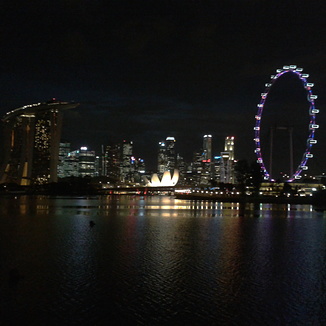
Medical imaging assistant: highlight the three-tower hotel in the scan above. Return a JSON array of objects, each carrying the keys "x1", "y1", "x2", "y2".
[{"x1": 0, "y1": 100, "x2": 79, "y2": 185}]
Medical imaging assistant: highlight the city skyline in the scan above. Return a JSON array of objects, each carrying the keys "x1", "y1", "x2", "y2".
[
  {"x1": 1, "y1": 1, "x2": 326, "y2": 175},
  {"x1": 0, "y1": 99, "x2": 240, "y2": 185},
  {"x1": 53, "y1": 133, "x2": 241, "y2": 189},
  {"x1": 0, "y1": 92, "x2": 324, "y2": 179},
  {"x1": 2, "y1": 4, "x2": 326, "y2": 325}
]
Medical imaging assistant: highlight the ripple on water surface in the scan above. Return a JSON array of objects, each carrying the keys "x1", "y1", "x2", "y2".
[{"x1": 0, "y1": 195, "x2": 325, "y2": 325}]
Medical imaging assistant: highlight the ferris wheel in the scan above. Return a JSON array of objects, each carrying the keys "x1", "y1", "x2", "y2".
[{"x1": 254, "y1": 65, "x2": 319, "y2": 182}]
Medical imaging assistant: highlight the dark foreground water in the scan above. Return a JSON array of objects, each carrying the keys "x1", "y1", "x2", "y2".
[{"x1": 0, "y1": 195, "x2": 326, "y2": 325}]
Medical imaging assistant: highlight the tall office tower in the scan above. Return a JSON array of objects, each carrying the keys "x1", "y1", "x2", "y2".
[
  {"x1": 219, "y1": 152, "x2": 231, "y2": 183},
  {"x1": 0, "y1": 100, "x2": 79, "y2": 185},
  {"x1": 128, "y1": 156, "x2": 146, "y2": 183},
  {"x1": 220, "y1": 136, "x2": 236, "y2": 184},
  {"x1": 67, "y1": 147, "x2": 96, "y2": 177},
  {"x1": 57, "y1": 140, "x2": 71, "y2": 178},
  {"x1": 165, "y1": 136, "x2": 176, "y2": 170},
  {"x1": 100, "y1": 145, "x2": 105, "y2": 176},
  {"x1": 213, "y1": 155, "x2": 222, "y2": 182},
  {"x1": 157, "y1": 141, "x2": 166, "y2": 173},
  {"x1": 201, "y1": 134, "x2": 213, "y2": 184},
  {"x1": 176, "y1": 153, "x2": 186, "y2": 184},
  {"x1": 191, "y1": 150, "x2": 203, "y2": 185},
  {"x1": 77, "y1": 147, "x2": 96, "y2": 177},
  {"x1": 224, "y1": 136, "x2": 235, "y2": 160},
  {"x1": 136, "y1": 158, "x2": 146, "y2": 174},
  {"x1": 63, "y1": 152, "x2": 79, "y2": 178},
  {"x1": 157, "y1": 137, "x2": 176, "y2": 173},
  {"x1": 103, "y1": 144, "x2": 121, "y2": 181},
  {"x1": 101, "y1": 145, "x2": 109, "y2": 177},
  {"x1": 94, "y1": 156, "x2": 100, "y2": 177},
  {"x1": 120, "y1": 140, "x2": 133, "y2": 182},
  {"x1": 203, "y1": 134, "x2": 212, "y2": 161}
]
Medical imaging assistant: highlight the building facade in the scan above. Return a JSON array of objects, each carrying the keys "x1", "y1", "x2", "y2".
[
  {"x1": 58, "y1": 146, "x2": 96, "y2": 178},
  {"x1": 165, "y1": 137, "x2": 176, "y2": 171},
  {"x1": 0, "y1": 100, "x2": 78, "y2": 185},
  {"x1": 219, "y1": 136, "x2": 235, "y2": 183},
  {"x1": 203, "y1": 134, "x2": 212, "y2": 161},
  {"x1": 73, "y1": 147, "x2": 96, "y2": 177},
  {"x1": 157, "y1": 141, "x2": 167, "y2": 173},
  {"x1": 201, "y1": 134, "x2": 213, "y2": 184},
  {"x1": 157, "y1": 137, "x2": 176, "y2": 173},
  {"x1": 120, "y1": 140, "x2": 133, "y2": 182},
  {"x1": 102, "y1": 144, "x2": 121, "y2": 181},
  {"x1": 57, "y1": 140, "x2": 71, "y2": 178}
]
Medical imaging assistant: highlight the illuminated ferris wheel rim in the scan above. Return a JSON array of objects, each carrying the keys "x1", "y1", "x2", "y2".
[{"x1": 254, "y1": 65, "x2": 319, "y2": 182}]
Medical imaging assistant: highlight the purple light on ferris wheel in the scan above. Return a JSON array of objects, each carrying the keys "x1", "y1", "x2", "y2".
[{"x1": 253, "y1": 65, "x2": 319, "y2": 182}]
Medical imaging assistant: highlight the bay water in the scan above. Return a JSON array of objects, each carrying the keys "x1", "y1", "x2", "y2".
[{"x1": 1, "y1": 195, "x2": 325, "y2": 325}]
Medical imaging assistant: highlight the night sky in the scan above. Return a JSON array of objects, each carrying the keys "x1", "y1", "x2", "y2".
[{"x1": 1, "y1": 0, "x2": 326, "y2": 174}]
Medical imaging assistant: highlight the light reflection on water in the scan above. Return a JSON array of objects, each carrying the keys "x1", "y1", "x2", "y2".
[{"x1": 0, "y1": 195, "x2": 325, "y2": 325}]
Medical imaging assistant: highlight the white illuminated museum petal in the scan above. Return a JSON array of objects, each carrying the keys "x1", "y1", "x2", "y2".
[{"x1": 145, "y1": 170, "x2": 179, "y2": 187}]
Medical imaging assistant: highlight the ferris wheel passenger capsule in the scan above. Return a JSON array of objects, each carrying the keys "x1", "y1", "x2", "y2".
[
  {"x1": 283, "y1": 65, "x2": 290, "y2": 70},
  {"x1": 302, "y1": 73, "x2": 309, "y2": 78},
  {"x1": 301, "y1": 166, "x2": 308, "y2": 170},
  {"x1": 310, "y1": 108, "x2": 319, "y2": 114},
  {"x1": 306, "y1": 153, "x2": 313, "y2": 158},
  {"x1": 276, "y1": 69, "x2": 282, "y2": 73},
  {"x1": 295, "y1": 175, "x2": 302, "y2": 179},
  {"x1": 289, "y1": 65, "x2": 297, "y2": 69},
  {"x1": 308, "y1": 138, "x2": 317, "y2": 144},
  {"x1": 310, "y1": 95, "x2": 318, "y2": 100},
  {"x1": 306, "y1": 83, "x2": 314, "y2": 87},
  {"x1": 296, "y1": 67, "x2": 303, "y2": 72},
  {"x1": 265, "y1": 83, "x2": 272, "y2": 87},
  {"x1": 309, "y1": 124, "x2": 319, "y2": 129}
]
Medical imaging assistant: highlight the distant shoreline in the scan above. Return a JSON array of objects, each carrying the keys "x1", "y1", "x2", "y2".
[
  {"x1": 0, "y1": 191, "x2": 317, "y2": 205},
  {"x1": 174, "y1": 193, "x2": 315, "y2": 205}
]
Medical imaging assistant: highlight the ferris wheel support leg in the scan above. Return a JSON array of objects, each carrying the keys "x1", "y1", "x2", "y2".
[
  {"x1": 289, "y1": 127, "x2": 294, "y2": 177},
  {"x1": 269, "y1": 127, "x2": 273, "y2": 177}
]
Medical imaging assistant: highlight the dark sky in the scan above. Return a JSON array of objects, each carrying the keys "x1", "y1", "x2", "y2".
[{"x1": 1, "y1": 0, "x2": 326, "y2": 174}]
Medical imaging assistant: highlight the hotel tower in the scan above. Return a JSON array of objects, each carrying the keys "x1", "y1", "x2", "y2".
[{"x1": 0, "y1": 100, "x2": 79, "y2": 185}]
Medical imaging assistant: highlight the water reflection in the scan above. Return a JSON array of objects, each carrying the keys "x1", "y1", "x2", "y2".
[{"x1": 0, "y1": 195, "x2": 325, "y2": 325}]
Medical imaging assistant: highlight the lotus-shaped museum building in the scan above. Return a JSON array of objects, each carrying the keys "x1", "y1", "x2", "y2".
[{"x1": 144, "y1": 170, "x2": 179, "y2": 187}]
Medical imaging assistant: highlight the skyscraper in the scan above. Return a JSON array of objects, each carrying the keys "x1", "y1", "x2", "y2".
[
  {"x1": 165, "y1": 136, "x2": 176, "y2": 170},
  {"x1": 157, "y1": 141, "x2": 166, "y2": 173},
  {"x1": 78, "y1": 147, "x2": 96, "y2": 177},
  {"x1": 224, "y1": 136, "x2": 235, "y2": 160},
  {"x1": 220, "y1": 136, "x2": 236, "y2": 183},
  {"x1": 157, "y1": 137, "x2": 176, "y2": 173},
  {"x1": 102, "y1": 144, "x2": 121, "y2": 181},
  {"x1": 120, "y1": 140, "x2": 133, "y2": 182},
  {"x1": 203, "y1": 134, "x2": 212, "y2": 161},
  {"x1": 0, "y1": 100, "x2": 78, "y2": 185},
  {"x1": 57, "y1": 140, "x2": 71, "y2": 178}
]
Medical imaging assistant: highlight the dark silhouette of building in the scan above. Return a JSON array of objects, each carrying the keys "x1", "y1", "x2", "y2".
[{"x1": 0, "y1": 100, "x2": 79, "y2": 185}]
